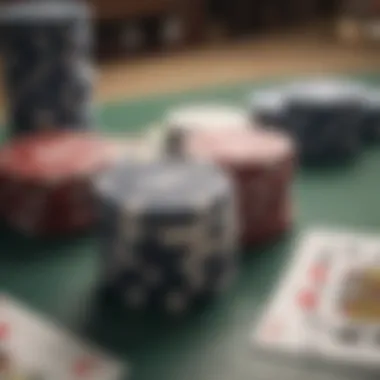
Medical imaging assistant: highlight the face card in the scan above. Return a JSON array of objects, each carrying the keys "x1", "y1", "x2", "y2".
[
  {"x1": 253, "y1": 228, "x2": 380, "y2": 373},
  {"x1": 0, "y1": 294, "x2": 126, "y2": 380},
  {"x1": 319, "y1": 235, "x2": 380, "y2": 326},
  {"x1": 315, "y1": 233, "x2": 380, "y2": 371}
]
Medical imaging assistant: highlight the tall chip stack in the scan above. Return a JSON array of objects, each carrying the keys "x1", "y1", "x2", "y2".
[
  {"x1": 95, "y1": 160, "x2": 238, "y2": 315},
  {"x1": 0, "y1": 1, "x2": 94, "y2": 138},
  {"x1": 185, "y1": 129, "x2": 296, "y2": 246}
]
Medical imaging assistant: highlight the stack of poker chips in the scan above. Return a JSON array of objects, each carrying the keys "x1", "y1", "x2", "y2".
[
  {"x1": 94, "y1": 160, "x2": 238, "y2": 315},
  {"x1": 145, "y1": 106, "x2": 296, "y2": 248},
  {"x1": 285, "y1": 81, "x2": 365, "y2": 163},
  {"x1": 166, "y1": 104, "x2": 251, "y2": 132},
  {"x1": 184, "y1": 129, "x2": 296, "y2": 246},
  {"x1": 0, "y1": 131, "x2": 155, "y2": 236},
  {"x1": 148, "y1": 104, "x2": 252, "y2": 155},
  {"x1": 249, "y1": 80, "x2": 371, "y2": 164},
  {"x1": 0, "y1": 1, "x2": 94, "y2": 137}
]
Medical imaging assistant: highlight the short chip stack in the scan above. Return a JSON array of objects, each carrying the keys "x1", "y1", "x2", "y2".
[
  {"x1": 0, "y1": 1, "x2": 94, "y2": 137},
  {"x1": 285, "y1": 81, "x2": 365, "y2": 163},
  {"x1": 95, "y1": 160, "x2": 238, "y2": 314},
  {"x1": 185, "y1": 129, "x2": 296, "y2": 246},
  {"x1": 0, "y1": 131, "x2": 131, "y2": 236},
  {"x1": 167, "y1": 104, "x2": 250, "y2": 131},
  {"x1": 150, "y1": 105, "x2": 251, "y2": 155}
]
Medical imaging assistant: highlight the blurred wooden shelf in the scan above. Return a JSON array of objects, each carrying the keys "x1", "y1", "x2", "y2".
[
  {"x1": 92, "y1": 0, "x2": 175, "y2": 20},
  {"x1": 91, "y1": 0, "x2": 206, "y2": 45}
]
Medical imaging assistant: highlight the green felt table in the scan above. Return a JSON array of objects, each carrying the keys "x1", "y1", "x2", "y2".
[{"x1": 1, "y1": 72, "x2": 380, "y2": 380}]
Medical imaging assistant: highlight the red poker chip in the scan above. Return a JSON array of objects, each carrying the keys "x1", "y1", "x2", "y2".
[
  {"x1": 186, "y1": 129, "x2": 296, "y2": 247},
  {"x1": 0, "y1": 131, "x2": 122, "y2": 184},
  {"x1": 0, "y1": 131, "x2": 130, "y2": 236},
  {"x1": 187, "y1": 128, "x2": 295, "y2": 169},
  {"x1": 243, "y1": 202, "x2": 293, "y2": 246}
]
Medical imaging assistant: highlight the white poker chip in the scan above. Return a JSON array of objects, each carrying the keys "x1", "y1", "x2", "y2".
[{"x1": 165, "y1": 104, "x2": 250, "y2": 133}]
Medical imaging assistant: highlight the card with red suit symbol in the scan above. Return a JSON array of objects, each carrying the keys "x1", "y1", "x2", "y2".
[
  {"x1": 0, "y1": 294, "x2": 127, "y2": 380},
  {"x1": 252, "y1": 228, "x2": 380, "y2": 374}
]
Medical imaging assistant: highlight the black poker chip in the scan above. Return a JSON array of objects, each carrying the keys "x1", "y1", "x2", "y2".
[
  {"x1": 249, "y1": 80, "x2": 379, "y2": 165},
  {"x1": 285, "y1": 81, "x2": 365, "y2": 164}
]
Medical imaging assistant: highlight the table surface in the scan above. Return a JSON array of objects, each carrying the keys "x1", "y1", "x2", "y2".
[{"x1": 1, "y1": 72, "x2": 380, "y2": 380}]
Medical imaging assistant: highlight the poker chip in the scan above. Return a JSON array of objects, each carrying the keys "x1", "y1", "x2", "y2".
[
  {"x1": 185, "y1": 129, "x2": 296, "y2": 246},
  {"x1": 0, "y1": 1, "x2": 94, "y2": 137},
  {"x1": 166, "y1": 104, "x2": 250, "y2": 131},
  {"x1": 0, "y1": 131, "x2": 133, "y2": 236},
  {"x1": 284, "y1": 80, "x2": 365, "y2": 163},
  {"x1": 95, "y1": 159, "x2": 238, "y2": 315},
  {"x1": 249, "y1": 79, "x2": 375, "y2": 164},
  {"x1": 152, "y1": 104, "x2": 252, "y2": 156}
]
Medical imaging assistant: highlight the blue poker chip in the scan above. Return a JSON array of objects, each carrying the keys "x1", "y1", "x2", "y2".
[
  {"x1": 95, "y1": 159, "x2": 238, "y2": 315},
  {"x1": 95, "y1": 159, "x2": 232, "y2": 215}
]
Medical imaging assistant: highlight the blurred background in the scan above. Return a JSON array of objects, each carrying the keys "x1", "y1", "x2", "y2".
[{"x1": 2, "y1": 0, "x2": 380, "y2": 104}]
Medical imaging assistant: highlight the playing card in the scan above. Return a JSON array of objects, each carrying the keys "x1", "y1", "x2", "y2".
[
  {"x1": 253, "y1": 227, "x2": 380, "y2": 374},
  {"x1": 315, "y1": 232, "x2": 380, "y2": 371},
  {"x1": 0, "y1": 294, "x2": 126, "y2": 379},
  {"x1": 253, "y1": 229, "x2": 336, "y2": 357}
]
